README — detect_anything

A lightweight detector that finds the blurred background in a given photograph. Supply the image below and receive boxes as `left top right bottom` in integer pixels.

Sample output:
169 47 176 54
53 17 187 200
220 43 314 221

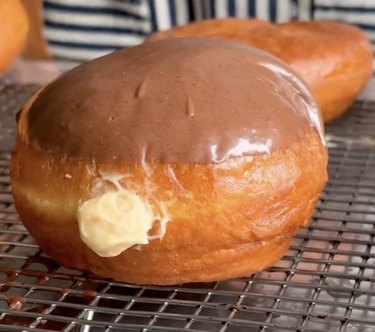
3 0 375 83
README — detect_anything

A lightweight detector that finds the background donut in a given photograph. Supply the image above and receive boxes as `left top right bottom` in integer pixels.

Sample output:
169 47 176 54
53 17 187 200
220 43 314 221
148 19 373 123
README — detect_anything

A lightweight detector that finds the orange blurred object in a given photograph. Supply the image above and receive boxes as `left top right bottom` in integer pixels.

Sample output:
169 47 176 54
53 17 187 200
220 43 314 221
0 0 29 76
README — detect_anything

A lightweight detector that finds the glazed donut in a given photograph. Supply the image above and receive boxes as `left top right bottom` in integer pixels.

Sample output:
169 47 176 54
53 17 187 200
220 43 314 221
11 38 327 285
148 19 373 123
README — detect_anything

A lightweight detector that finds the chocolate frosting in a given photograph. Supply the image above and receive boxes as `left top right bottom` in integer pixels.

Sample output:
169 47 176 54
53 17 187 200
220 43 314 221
25 38 324 163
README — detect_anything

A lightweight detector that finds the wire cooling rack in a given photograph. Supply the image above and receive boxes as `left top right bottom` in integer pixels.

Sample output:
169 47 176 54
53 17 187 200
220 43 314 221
1 82 375 332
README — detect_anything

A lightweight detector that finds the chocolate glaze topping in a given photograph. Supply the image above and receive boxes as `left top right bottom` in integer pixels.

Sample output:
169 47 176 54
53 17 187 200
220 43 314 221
25 38 323 163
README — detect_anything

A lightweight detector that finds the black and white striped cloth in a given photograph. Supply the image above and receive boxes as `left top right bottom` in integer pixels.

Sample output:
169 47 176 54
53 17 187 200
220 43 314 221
44 0 151 61
43 0 375 61
314 0 375 50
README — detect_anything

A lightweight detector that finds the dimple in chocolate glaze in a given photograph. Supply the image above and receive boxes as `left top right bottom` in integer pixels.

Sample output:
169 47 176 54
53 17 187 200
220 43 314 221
24 38 324 164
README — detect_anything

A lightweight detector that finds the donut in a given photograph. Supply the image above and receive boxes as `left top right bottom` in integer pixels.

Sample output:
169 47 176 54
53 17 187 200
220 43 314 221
147 19 373 123
0 0 28 75
11 38 327 285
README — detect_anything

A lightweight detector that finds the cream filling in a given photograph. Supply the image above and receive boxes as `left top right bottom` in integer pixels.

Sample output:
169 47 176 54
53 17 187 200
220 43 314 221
77 173 170 257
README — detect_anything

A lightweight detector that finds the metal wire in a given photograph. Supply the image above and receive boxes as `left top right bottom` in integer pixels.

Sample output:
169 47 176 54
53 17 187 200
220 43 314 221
0 83 375 332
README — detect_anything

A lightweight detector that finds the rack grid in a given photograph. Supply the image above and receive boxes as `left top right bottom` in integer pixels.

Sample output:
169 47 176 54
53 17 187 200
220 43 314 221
0 83 375 331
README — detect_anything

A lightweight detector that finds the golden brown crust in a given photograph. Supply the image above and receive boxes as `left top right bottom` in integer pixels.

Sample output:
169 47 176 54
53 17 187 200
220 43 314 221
11 128 327 285
148 19 373 123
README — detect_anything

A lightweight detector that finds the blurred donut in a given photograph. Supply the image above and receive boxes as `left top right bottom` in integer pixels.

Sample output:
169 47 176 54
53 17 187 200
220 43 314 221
148 19 373 123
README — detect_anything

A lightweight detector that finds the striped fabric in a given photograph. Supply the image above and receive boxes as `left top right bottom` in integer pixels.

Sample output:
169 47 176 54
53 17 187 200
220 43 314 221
44 0 152 61
205 0 299 22
43 0 375 62
314 0 375 51
43 0 204 61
